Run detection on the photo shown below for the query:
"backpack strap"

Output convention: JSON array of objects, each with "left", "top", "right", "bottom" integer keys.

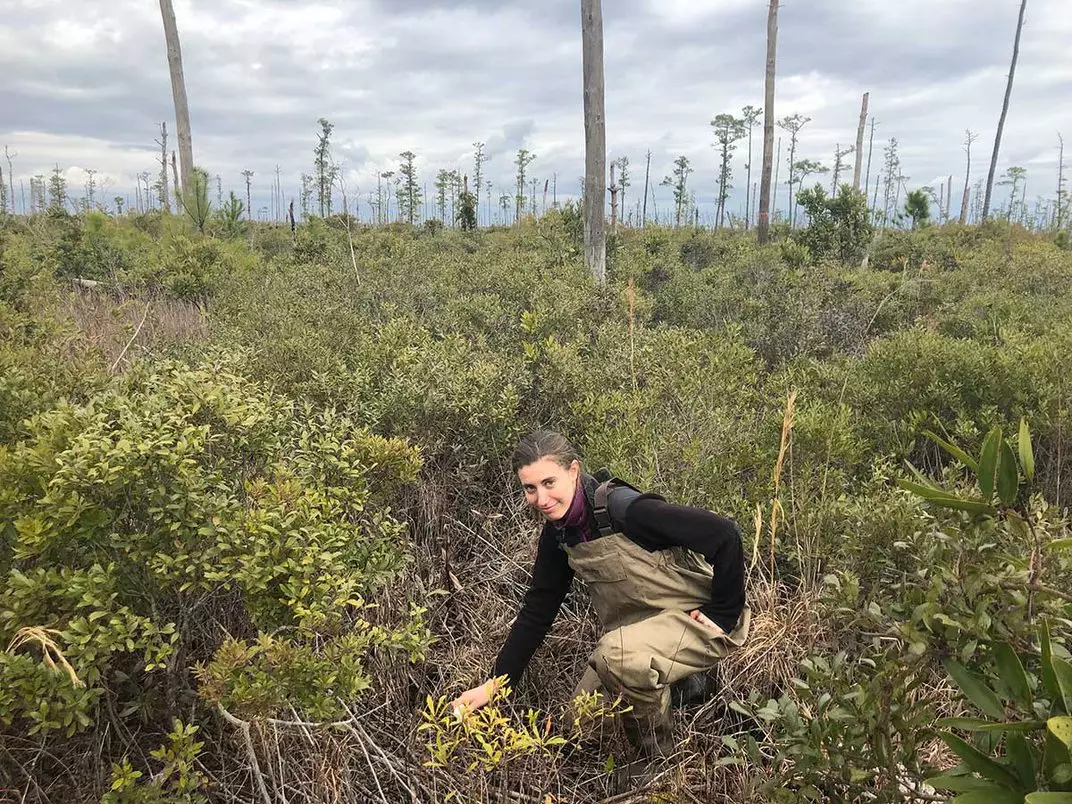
[
  {"left": 593, "top": 479, "right": 615, "bottom": 538},
  {"left": 592, "top": 474, "right": 644, "bottom": 539}
]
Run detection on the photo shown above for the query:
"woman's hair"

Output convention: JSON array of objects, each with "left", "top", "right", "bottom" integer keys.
[{"left": 511, "top": 430, "right": 580, "bottom": 473}]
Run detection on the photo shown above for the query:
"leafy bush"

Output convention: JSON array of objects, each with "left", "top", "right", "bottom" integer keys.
[
  {"left": 3, "top": 213, "right": 1072, "bottom": 802},
  {"left": 0, "top": 356, "right": 429, "bottom": 735},
  {"left": 794, "top": 184, "right": 874, "bottom": 265},
  {"left": 102, "top": 719, "right": 207, "bottom": 804}
]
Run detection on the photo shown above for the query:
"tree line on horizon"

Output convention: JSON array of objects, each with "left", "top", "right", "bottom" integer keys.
[{"left": 3, "top": 1, "right": 1064, "bottom": 243}]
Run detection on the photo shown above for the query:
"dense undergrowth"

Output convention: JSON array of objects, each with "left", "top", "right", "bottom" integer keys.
[{"left": 1, "top": 206, "right": 1071, "bottom": 803}]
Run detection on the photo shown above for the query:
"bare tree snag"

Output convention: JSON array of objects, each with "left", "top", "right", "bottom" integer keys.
[
  {"left": 853, "top": 92, "right": 869, "bottom": 191},
  {"left": 757, "top": 0, "right": 779, "bottom": 245},
  {"left": 961, "top": 130, "right": 978, "bottom": 225},
  {"left": 581, "top": 0, "right": 607, "bottom": 282},
  {"left": 4, "top": 147, "right": 17, "bottom": 214},
  {"left": 642, "top": 149, "right": 651, "bottom": 227},
  {"left": 983, "top": 0, "right": 1028, "bottom": 222},
  {"left": 159, "top": 0, "right": 194, "bottom": 199},
  {"left": 156, "top": 122, "right": 170, "bottom": 213},
  {"left": 865, "top": 117, "right": 876, "bottom": 193},
  {"left": 171, "top": 151, "right": 182, "bottom": 212},
  {"left": 243, "top": 170, "right": 254, "bottom": 221},
  {"left": 609, "top": 161, "right": 619, "bottom": 230},
  {"left": 1057, "top": 133, "right": 1067, "bottom": 230}
]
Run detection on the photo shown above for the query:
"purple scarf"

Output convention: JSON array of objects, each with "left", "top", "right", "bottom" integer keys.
[{"left": 553, "top": 478, "right": 593, "bottom": 542}]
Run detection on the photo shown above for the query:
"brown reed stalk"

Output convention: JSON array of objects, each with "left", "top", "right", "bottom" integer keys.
[
  {"left": 770, "top": 390, "right": 797, "bottom": 588},
  {"left": 627, "top": 278, "right": 637, "bottom": 391}
]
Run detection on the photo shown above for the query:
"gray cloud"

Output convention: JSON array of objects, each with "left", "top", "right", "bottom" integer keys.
[{"left": 2, "top": 0, "right": 1069, "bottom": 222}]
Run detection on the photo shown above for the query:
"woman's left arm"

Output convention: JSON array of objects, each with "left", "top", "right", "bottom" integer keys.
[{"left": 622, "top": 496, "right": 746, "bottom": 633}]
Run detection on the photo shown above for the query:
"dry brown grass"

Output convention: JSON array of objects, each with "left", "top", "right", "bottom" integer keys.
[
  {"left": 6, "top": 628, "right": 83, "bottom": 689},
  {"left": 56, "top": 286, "right": 208, "bottom": 370},
  {"left": 719, "top": 580, "right": 831, "bottom": 704}
]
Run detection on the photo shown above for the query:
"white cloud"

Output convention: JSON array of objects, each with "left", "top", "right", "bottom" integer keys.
[{"left": 2, "top": 0, "right": 1068, "bottom": 221}]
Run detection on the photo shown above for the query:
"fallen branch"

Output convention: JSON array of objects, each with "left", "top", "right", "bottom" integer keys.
[{"left": 217, "top": 704, "right": 273, "bottom": 804}]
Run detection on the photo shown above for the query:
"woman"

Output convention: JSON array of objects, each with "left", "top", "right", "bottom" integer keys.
[{"left": 452, "top": 430, "right": 750, "bottom": 757}]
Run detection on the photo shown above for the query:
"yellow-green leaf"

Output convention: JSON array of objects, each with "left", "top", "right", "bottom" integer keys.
[
  {"left": 1051, "top": 717, "right": 1072, "bottom": 752},
  {"left": 1019, "top": 419, "right": 1035, "bottom": 482}
]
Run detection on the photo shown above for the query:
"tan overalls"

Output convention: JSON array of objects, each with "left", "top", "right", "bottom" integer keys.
[{"left": 565, "top": 529, "right": 751, "bottom": 737}]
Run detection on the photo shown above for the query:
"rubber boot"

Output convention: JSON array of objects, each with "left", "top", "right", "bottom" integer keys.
[
  {"left": 621, "top": 705, "right": 675, "bottom": 758},
  {"left": 670, "top": 668, "right": 721, "bottom": 708},
  {"left": 611, "top": 707, "right": 674, "bottom": 793}
]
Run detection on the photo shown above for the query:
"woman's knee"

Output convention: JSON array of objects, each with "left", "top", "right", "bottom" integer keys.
[{"left": 592, "top": 639, "right": 655, "bottom": 691}]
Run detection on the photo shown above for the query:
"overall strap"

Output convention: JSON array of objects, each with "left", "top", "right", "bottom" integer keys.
[
  {"left": 592, "top": 474, "right": 643, "bottom": 539},
  {"left": 593, "top": 479, "right": 615, "bottom": 538}
]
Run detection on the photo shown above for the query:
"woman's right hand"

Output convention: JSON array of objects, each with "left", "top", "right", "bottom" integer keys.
[{"left": 450, "top": 678, "right": 500, "bottom": 716}]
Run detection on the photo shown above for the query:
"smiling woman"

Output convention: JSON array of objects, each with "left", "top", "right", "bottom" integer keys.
[{"left": 451, "top": 429, "right": 750, "bottom": 759}]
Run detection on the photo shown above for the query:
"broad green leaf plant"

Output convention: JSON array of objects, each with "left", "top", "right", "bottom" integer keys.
[{"left": 899, "top": 421, "right": 1072, "bottom": 801}]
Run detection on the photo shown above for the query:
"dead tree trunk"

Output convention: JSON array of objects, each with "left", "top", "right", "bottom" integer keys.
[
  {"left": 641, "top": 150, "right": 651, "bottom": 227},
  {"left": 5, "top": 147, "right": 17, "bottom": 215},
  {"left": 865, "top": 118, "right": 876, "bottom": 194},
  {"left": 853, "top": 92, "right": 869, "bottom": 191},
  {"left": 960, "top": 130, "right": 978, "bottom": 224},
  {"left": 243, "top": 170, "right": 254, "bottom": 221},
  {"left": 982, "top": 0, "right": 1028, "bottom": 221},
  {"left": 1057, "top": 134, "right": 1067, "bottom": 230},
  {"left": 159, "top": 0, "right": 194, "bottom": 199},
  {"left": 171, "top": 152, "right": 182, "bottom": 212},
  {"left": 757, "top": 0, "right": 779, "bottom": 245},
  {"left": 581, "top": 0, "right": 607, "bottom": 282},
  {"left": 609, "top": 162, "right": 619, "bottom": 230},
  {"left": 156, "top": 122, "right": 171, "bottom": 213}
]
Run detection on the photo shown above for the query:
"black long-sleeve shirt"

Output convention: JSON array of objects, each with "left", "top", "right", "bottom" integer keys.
[{"left": 491, "top": 477, "right": 746, "bottom": 687}]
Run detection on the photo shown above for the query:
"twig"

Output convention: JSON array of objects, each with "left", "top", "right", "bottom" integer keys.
[
  {"left": 342, "top": 703, "right": 422, "bottom": 802},
  {"left": 1025, "top": 511, "right": 1042, "bottom": 620},
  {"left": 0, "top": 744, "right": 42, "bottom": 804},
  {"left": 1040, "top": 583, "right": 1072, "bottom": 604},
  {"left": 597, "top": 767, "right": 673, "bottom": 803},
  {"left": 217, "top": 704, "right": 273, "bottom": 804},
  {"left": 861, "top": 274, "right": 920, "bottom": 343},
  {"left": 110, "top": 301, "right": 150, "bottom": 372},
  {"left": 349, "top": 723, "right": 389, "bottom": 804}
]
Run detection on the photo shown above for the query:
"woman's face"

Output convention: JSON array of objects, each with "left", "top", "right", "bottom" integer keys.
[{"left": 517, "top": 458, "right": 580, "bottom": 522}]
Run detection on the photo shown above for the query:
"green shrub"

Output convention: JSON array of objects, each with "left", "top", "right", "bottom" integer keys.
[
  {"left": 0, "top": 356, "right": 429, "bottom": 734},
  {"left": 794, "top": 184, "right": 874, "bottom": 265},
  {"left": 543, "top": 323, "right": 766, "bottom": 513}
]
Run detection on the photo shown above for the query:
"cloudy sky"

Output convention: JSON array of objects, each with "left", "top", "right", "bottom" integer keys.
[{"left": 3, "top": 0, "right": 1070, "bottom": 222}]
